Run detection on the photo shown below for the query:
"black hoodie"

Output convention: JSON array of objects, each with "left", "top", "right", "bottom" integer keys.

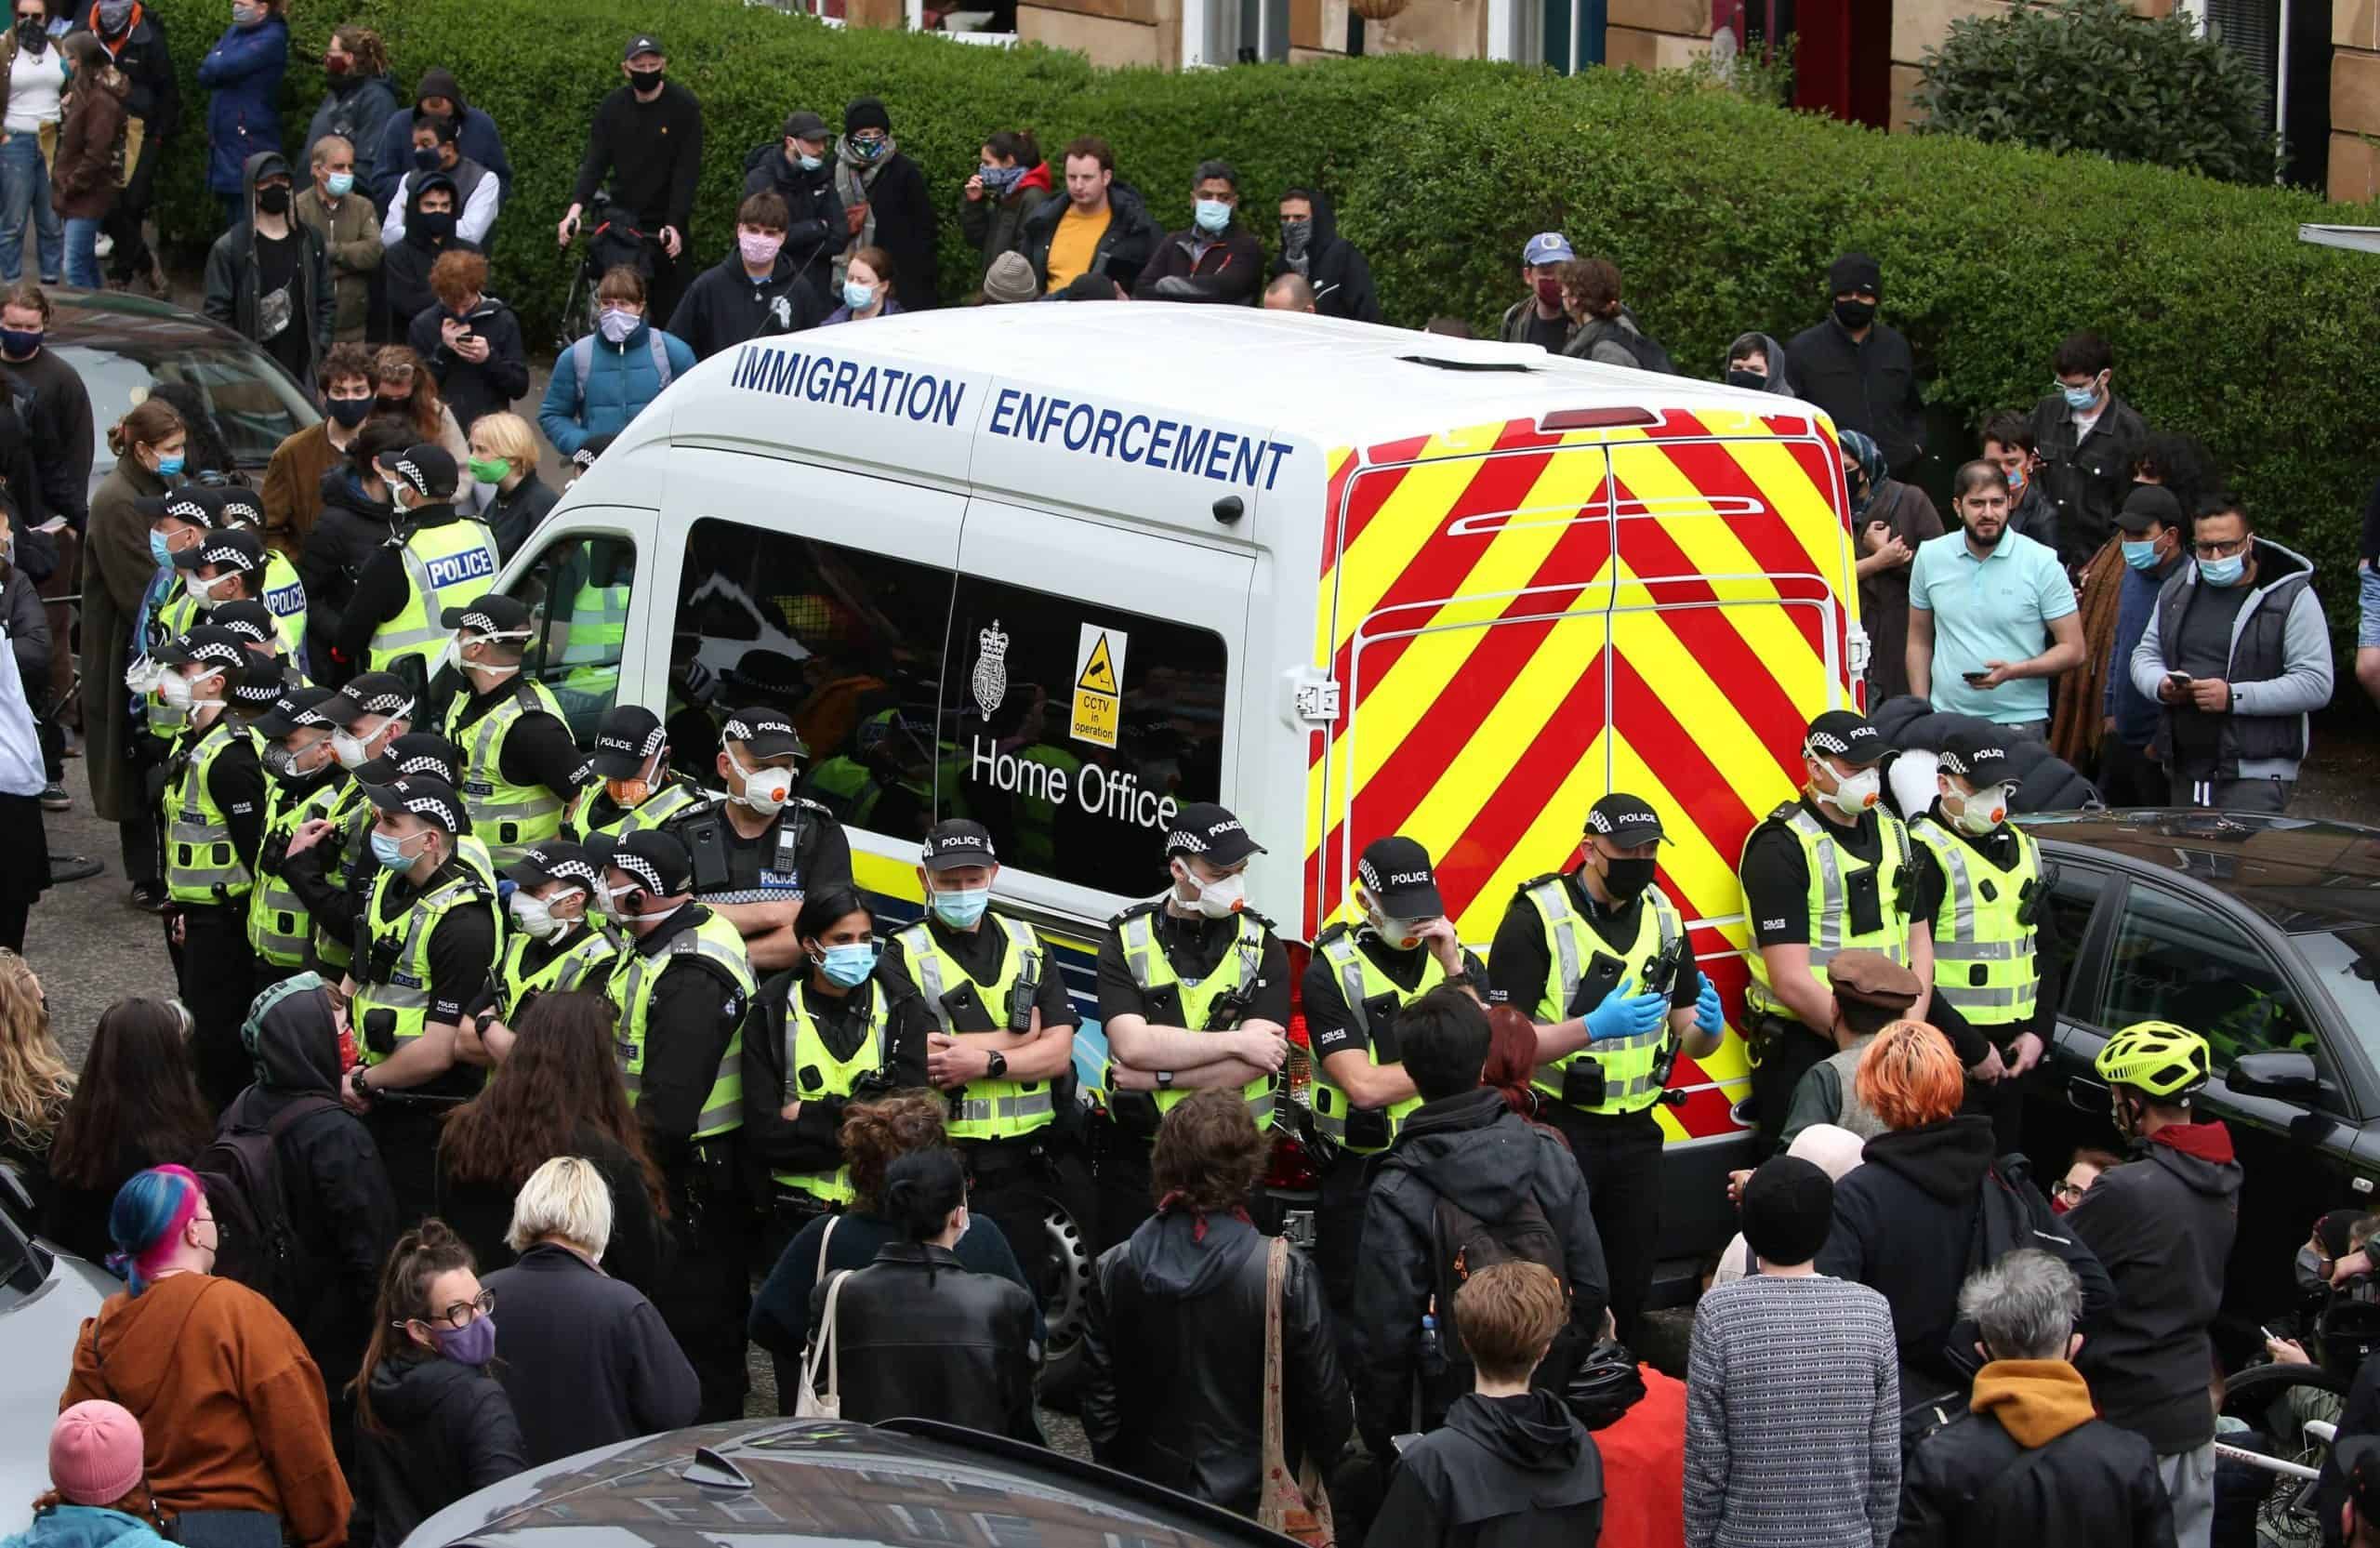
[
  {"left": 1378, "top": 1391, "right": 1605, "bottom": 1548},
  {"left": 297, "top": 465, "right": 395, "bottom": 671},
  {"left": 1271, "top": 188, "right": 1381, "bottom": 324},
  {"left": 380, "top": 171, "right": 475, "bottom": 341},
  {"left": 218, "top": 978, "right": 399, "bottom": 1395},
  {"left": 668, "top": 245, "right": 828, "bottom": 362},
  {"left": 358, "top": 1354, "right": 526, "bottom": 1548},
  {"left": 201, "top": 150, "right": 334, "bottom": 397},
  {"left": 740, "top": 140, "right": 844, "bottom": 311},
  {"left": 406, "top": 293, "right": 529, "bottom": 434}
]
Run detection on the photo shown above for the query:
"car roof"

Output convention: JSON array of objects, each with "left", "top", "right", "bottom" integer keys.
[
  {"left": 2022, "top": 809, "right": 2380, "bottom": 934},
  {"left": 46, "top": 286, "right": 262, "bottom": 355},
  {"left": 406, "top": 1417, "right": 1294, "bottom": 1548}
]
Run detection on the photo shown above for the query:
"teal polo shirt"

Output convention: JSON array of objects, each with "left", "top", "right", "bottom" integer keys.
[{"left": 1906, "top": 526, "right": 2077, "bottom": 724}]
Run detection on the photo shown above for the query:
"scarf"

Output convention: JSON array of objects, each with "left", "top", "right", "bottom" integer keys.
[
  {"left": 1156, "top": 1189, "right": 1250, "bottom": 1243},
  {"left": 831, "top": 136, "right": 892, "bottom": 285},
  {"left": 1840, "top": 428, "right": 1888, "bottom": 520}
]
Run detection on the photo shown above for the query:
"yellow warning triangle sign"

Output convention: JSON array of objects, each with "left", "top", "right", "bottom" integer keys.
[{"left": 1078, "top": 632, "right": 1119, "bottom": 695}]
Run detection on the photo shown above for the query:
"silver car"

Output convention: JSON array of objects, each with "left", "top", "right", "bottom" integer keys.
[{"left": 0, "top": 1170, "right": 119, "bottom": 1509}]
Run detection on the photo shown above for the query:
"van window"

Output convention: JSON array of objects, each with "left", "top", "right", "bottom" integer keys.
[
  {"left": 943, "top": 576, "right": 1225, "bottom": 896},
  {"left": 508, "top": 534, "right": 636, "bottom": 746},
  {"left": 671, "top": 517, "right": 954, "bottom": 836}
]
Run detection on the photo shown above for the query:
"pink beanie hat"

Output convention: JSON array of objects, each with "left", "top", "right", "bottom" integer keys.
[{"left": 50, "top": 1400, "right": 145, "bottom": 1507}]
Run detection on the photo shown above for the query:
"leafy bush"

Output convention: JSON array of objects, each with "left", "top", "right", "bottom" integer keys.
[
  {"left": 139, "top": 0, "right": 2380, "bottom": 651},
  {"left": 1912, "top": 0, "right": 2279, "bottom": 185}
]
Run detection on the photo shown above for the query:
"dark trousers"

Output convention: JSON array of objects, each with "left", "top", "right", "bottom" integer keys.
[
  {"left": 647, "top": 245, "right": 688, "bottom": 333},
  {"left": 1540, "top": 1104, "right": 1662, "bottom": 1344},
  {"left": 761, "top": 1191, "right": 830, "bottom": 1416},
  {"left": 1749, "top": 1017, "right": 1835, "bottom": 1156},
  {"left": 2097, "top": 735, "right": 2170, "bottom": 807},
  {"left": 1091, "top": 1112, "right": 1156, "bottom": 1257},
  {"left": 0, "top": 898, "right": 25, "bottom": 953},
  {"left": 962, "top": 1134, "right": 1060, "bottom": 1297},
  {"left": 654, "top": 1166, "right": 750, "bottom": 1422},
  {"left": 178, "top": 903, "right": 258, "bottom": 1114},
  {"left": 365, "top": 1102, "right": 447, "bottom": 1228},
  {"left": 102, "top": 139, "right": 160, "bottom": 283},
  {"left": 1314, "top": 1146, "right": 1372, "bottom": 1372},
  {"left": 118, "top": 809, "right": 158, "bottom": 890}
]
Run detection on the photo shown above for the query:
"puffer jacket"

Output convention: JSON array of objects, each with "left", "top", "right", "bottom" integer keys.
[
  {"left": 1081, "top": 1210, "right": 1348, "bottom": 1515},
  {"left": 357, "top": 1355, "right": 526, "bottom": 1548},
  {"left": 1354, "top": 1086, "right": 1608, "bottom": 1456},
  {"left": 0, "top": 1505, "right": 169, "bottom": 1548},
  {"left": 811, "top": 1241, "right": 1038, "bottom": 1442},
  {"left": 195, "top": 11, "right": 284, "bottom": 196},
  {"left": 536, "top": 318, "right": 695, "bottom": 457},
  {"left": 958, "top": 161, "right": 1052, "bottom": 284}
]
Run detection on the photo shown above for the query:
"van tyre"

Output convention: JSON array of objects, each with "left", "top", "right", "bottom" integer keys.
[{"left": 1033, "top": 1165, "right": 1096, "bottom": 1415}]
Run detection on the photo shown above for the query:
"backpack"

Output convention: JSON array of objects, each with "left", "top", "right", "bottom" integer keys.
[
  {"left": 192, "top": 1095, "right": 340, "bottom": 1314},
  {"left": 1606, "top": 324, "right": 1677, "bottom": 376},
  {"left": 569, "top": 330, "right": 673, "bottom": 415},
  {"left": 1419, "top": 1189, "right": 1572, "bottom": 1422}
]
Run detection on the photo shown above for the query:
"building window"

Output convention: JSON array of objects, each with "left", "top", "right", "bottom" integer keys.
[{"left": 508, "top": 533, "right": 636, "bottom": 747}]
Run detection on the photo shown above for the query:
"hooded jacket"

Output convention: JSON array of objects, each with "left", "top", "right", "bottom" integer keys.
[
  {"left": 1561, "top": 303, "right": 1666, "bottom": 370},
  {"left": 2065, "top": 1123, "right": 2241, "bottom": 1454},
  {"left": 1378, "top": 1391, "right": 1606, "bottom": 1548},
  {"left": 50, "top": 60, "right": 128, "bottom": 222},
  {"left": 1132, "top": 214, "right": 1264, "bottom": 305},
  {"left": 959, "top": 161, "right": 1054, "bottom": 285},
  {"left": 62, "top": 1275, "right": 350, "bottom": 1548},
  {"left": 1354, "top": 1086, "right": 1609, "bottom": 1455},
  {"left": 301, "top": 66, "right": 399, "bottom": 196},
  {"left": 1894, "top": 1359, "right": 2175, "bottom": 1548},
  {"left": 1816, "top": 1115, "right": 2113, "bottom": 1394},
  {"left": 366, "top": 69, "right": 512, "bottom": 212},
  {"left": 201, "top": 151, "right": 333, "bottom": 397},
  {"left": 378, "top": 170, "right": 470, "bottom": 340},
  {"left": 296, "top": 462, "right": 392, "bottom": 667},
  {"left": 356, "top": 1354, "right": 526, "bottom": 1548},
  {"left": 1723, "top": 332, "right": 1797, "bottom": 396},
  {"left": 1787, "top": 309, "right": 1925, "bottom": 476},
  {"left": 0, "top": 1506, "right": 168, "bottom": 1548},
  {"left": 741, "top": 139, "right": 845, "bottom": 311},
  {"left": 406, "top": 293, "right": 528, "bottom": 433},
  {"left": 1080, "top": 1210, "right": 1348, "bottom": 1515},
  {"left": 831, "top": 135, "right": 936, "bottom": 311},
  {"left": 2127, "top": 537, "right": 2333, "bottom": 783},
  {"left": 218, "top": 981, "right": 398, "bottom": 1396},
  {"left": 1270, "top": 188, "right": 1379, "bottom": 324},
  {"left": 536, "top": 315, "right": 695, "bottom": 457},
  {"left": 195, "top": 11, "right": 284, "bottom": 195},
  {"left": 1021, "top": 180, "right": 1160, "bottom": 295},
  {"left": 668, "top": 245, "right": 827, "bottom": 362},
  {"left": 812, "top": 1241, "right": 1040, "bottom": 1442},
  {"left": 68, "top": 3, "right": 177, "bottom": 142}
]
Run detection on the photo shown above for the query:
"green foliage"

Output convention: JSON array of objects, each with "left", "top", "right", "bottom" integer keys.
[
  {"left": 138, "top": 0, "right": 2380, "bottom": 651},
  {"left": 1912, "top": 0, "right": 2279, "bottom": 186}
]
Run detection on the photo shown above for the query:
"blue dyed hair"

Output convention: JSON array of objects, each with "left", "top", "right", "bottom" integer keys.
[{"left": 106, "top": 1166, "right": 202, "bottom": 1295}]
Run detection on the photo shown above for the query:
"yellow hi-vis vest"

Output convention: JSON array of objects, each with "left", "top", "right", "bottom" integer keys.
[
  {"left": 248, "top": 774, "right": 343, "bottom": 967},
  {"left": 350, "top": 865, "right": 492, "bottom": 1065},
  {"left": 366, "top": 516, "right": 499, "bottom": 679},
  {"left": 309, "top": 778, "right": 373, "bottom": 975},
  {"left": 897, "top": 913, "right": 1056, "bottom": 1143},
  {"left": 259, "top": 551, "right": 308, "bottom": 660},
  {"left": 1106, "top": 904, "right": 1276, "bottom": 1127},
  {"left": 1518, "top": 874, "right": 1683, "bottom": 1115},
  {"left": 608, "top": 909, "right": 756, "bottom": 1141},
  {"left": 495, "top": 923, "right": 621, "bottom": 1025},
  {"left": 1741, "top": 800, "right": 1912, "bottom": 1024},
  {"left": 442, "top": 677, "right": 570, "bottom": 862},
  {"left": 770, "top": 979, "right": 892, "bottom": 1203},
  {"left": 1308, "top": 925, "right": 1436, "bottom": 1156},
  {"left": 1911, "top": 816, "right": 2042, "bottom": 1030},
  {"left": 162, "top": 719, "right": 257, "bottom": 905},
  {"left": 563, "top": 775, "right": 701, "bottom": 845}
]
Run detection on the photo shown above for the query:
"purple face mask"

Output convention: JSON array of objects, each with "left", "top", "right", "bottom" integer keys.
[{"left": 431, "top": 1313, "right": 497, "bottom": 1367}]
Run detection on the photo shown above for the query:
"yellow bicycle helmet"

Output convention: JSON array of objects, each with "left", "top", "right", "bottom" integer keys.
[{"left": 2095, "top": 1020, "right": 2213, "bottom": 1100}]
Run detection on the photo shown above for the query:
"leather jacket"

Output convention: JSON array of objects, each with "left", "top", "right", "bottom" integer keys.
[
  {"left": 1081, "top": 1211, "right": 1349, "bottom": 1515},
  {"left": 811, "top": 1241, "right": 1039, "bottom": 1441}
]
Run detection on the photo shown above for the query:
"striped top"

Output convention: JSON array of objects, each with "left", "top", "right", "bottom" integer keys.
[{"left": 1684, "top": 1273, "right": 1901, "bottom": 1548}]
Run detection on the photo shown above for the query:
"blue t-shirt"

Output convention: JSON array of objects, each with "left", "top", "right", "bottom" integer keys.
[{"left": 1907, "top": 527, "right": 2077, "bottom": 724}]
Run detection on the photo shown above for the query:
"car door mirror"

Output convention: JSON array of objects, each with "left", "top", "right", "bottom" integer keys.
[{"left": 2229, "top": 1050, "right": 2323, "bottom": 1106}]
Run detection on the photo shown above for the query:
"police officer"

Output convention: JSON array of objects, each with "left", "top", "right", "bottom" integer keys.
[
  {"left": 1908, "top": 727, "right": 2057, "bottom": 1153},
  {"left": 150, "top": 625, "right": 272, "bottom": 1110},
  {"left": 209, "top": 601, "right": 309, "bottom": 690},
  {"left": 247, "top": 685, "right": 349, "bottom": 987},
  {"left": 460, "top": 840, "right": 621, "bottom": 1067},
  {"left": 331, "top": 443, "right": 500, "bottom": 691},
  {"left": 878, "top": 818, "right": 1080, "bottom": 1296},
  {"left": 1488, "top": 792, "right": 1726, "bottom": 1343},
  {"left": 594, "top": 827, "right": 759, "bottom": 1423},
  {"left": 206, "top": 485, "right": 310, "bottom": 665},
  {"left": 1302, "top": 836, "right": 1485, "bottom": 1331},
  {"left": 436, "top": 596, "right": 587, "bottom": 865},
  {"left": 338, "top": 773, "right": 496, "bottom": 1224},
  {"left": 171, "top": 524, "right": 271, "bottom": 623},
  {"left": 1738, "top": 708, "right": 1928, "bottom": 1152},
  {"left": 352, "top": 734, "right": 500, "bottom": 889},
  {"left": 662, "top": 707, "right": 853, "bottom": 973},
  {"left": 133, "top": 490, "right": 217, "bottom": 655},
  {"left": 1775, "top": 950, "right": 1924, "bottom": 1145},
  {"left": 1092, "top": 801, "right": 1289, "bottom": 1254},
  {"left": 563, "top": 703, "right": 702, "bottom": 842},
  {"left": 278, "top": 671, "right": 413, "bottom": 982}
]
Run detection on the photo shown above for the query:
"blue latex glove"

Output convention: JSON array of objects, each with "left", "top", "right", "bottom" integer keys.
[
  {"left": 1694, "top": 975, "right": 1725, "bottom": 1036},
  {"left": 1584, "top": 978, "right": 1668, "bottom": 1043}
]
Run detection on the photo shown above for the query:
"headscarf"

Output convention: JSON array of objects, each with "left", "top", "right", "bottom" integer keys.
[
  {"left": 1723, "top": 331, "right": 1797, "bottom": 397},
  {"left": 1712, "top": 1124, "right": 1866, "bottom": 1286},
  {"left": 1839, "top": 428, "right": 1888, "bottom": 520}
]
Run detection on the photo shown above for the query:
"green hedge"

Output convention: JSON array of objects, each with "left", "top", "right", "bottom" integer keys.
[{"left": 142, "top": 0, "right": 2380, "bottom": 646}]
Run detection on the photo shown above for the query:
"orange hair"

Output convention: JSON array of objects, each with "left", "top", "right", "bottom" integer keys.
[{"left": 1853, "top": 1020, "right": 1964, "bottom": 1131}]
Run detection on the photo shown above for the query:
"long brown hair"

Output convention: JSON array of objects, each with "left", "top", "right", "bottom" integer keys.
[
  {"left": 0, "top": 951, "right": 72, "bottom": 1157},
  {"left": 349, "top": 1221, "right": 477, "bottom": 1435},
  {"left": 50, "top": 999, "right": 210, "bottom": 1190},
  {"left": 371, "top": 345, "right": 446, "bottom": 443},
  {"left": 1481, "top": 1006, "right": 1569, "bottom": 1149},
  {"left": 438, "top": 992, "right": 666, "bottom": 1217},
  {"left": 329, "top": 23, "right": 388, "bottom": 77}
]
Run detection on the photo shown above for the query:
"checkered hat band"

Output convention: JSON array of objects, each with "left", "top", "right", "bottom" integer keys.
[{"left": 616, "top": 853, "right": 667, "bottom": 893}]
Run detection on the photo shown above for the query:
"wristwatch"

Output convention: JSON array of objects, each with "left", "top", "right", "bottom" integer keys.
[
  {"left": 1157, "top": 1069, "right": 1175, "bottom": 1091},
  {"left": 348, "top": 1065, "right": 374, "bottom": 1105},
  {"left": 985, "top": 1049, "right": 1009, "bottom": 1079}
]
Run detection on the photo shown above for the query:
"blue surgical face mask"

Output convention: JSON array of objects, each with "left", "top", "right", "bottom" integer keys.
[
  {"left": 148, "top": 529, "right": 172, "bottom": 567},
  {"left": 1194, "top": 198, "right": 1232, "bottom": 234},
  {"left": 930, "top": 885, "right": 990, "bottom": 929},
  {"left": 325, "top": 172, "right": 354, "bottom": 198},
  {"left": 797, "top": 152, "right": 823, "bottom": 171},
  {"left": 818, "top": 941, "right": 878, "bottom": 988},
  {"left": 2199, "top": 552, "right": 2245, "bottom": 588},
  {"left": 2122, "top": 537, "right": 2162, "bottom": 571},
  {"left": 2062, "top": 382, "right": 2099, "bottom": 412},
  {"left": 155, "top": 454, "right": 185, "bottom": 478},
  {"left": 842, "top": 280, "right": 875, "bottom": 311},
  {"left": 371, "top": 829, "right": 422, "bottom": 871}
]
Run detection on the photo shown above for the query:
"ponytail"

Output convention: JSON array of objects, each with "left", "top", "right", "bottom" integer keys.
[
  {"left": 350, "top": 1220, "right": 477, "bottom": 1435},
  {"left": 880, "top": 1148, "right": 965, "bottom": 1243},
  {"left": 106, "top": 400, "right": 181, "bottom": 461}
]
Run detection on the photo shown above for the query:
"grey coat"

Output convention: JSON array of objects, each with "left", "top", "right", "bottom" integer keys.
[{"left": 2127, "top": 537, "right": 2333, "bottom": 783}]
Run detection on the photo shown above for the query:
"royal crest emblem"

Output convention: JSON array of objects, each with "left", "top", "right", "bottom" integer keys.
[{"left": 972, "top": 618, "right": 1009, "bottom": 719}]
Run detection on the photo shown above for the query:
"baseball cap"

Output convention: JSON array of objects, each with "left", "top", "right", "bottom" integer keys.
[
  {"left": 377, "top": 443, "right": 458, "bottom": 501},
  {"left": 206, "top": 599, "right": 278, "bottom": 647},
  {"left": 49, "top": 1401, "right": 144, "bottom": 1508},
  {"left": 1586, "top": 792, "right": 1665, "bottom": 848},
  {"left": 1805, "top": 708, "right": 1886, "bottom": 767},
  {"left": 590, "top": 703, "right": 666, "bottom": 779},
  {"left": 1165, "top": 801, "right": 1263, "bottom": 867},
  {"left": 254, "top": 684, "right": 340, "bottom": 737},
  {"left": 1522, "top": 232, "right": 1574, "bottom": 267},
  {"left": 355, "top": 731, "right": 464, "bottom": 789},
  {"left": 1355, "top": 835, "right": 1443, "bottom": 919},
  {"left": 591, "top": 827, "right": 694, "bottom": 896},
  {"left": 173, "top": 525, "right": 266, "bottom": 576},
  {"left": 366, "top": 774, "right": 467, "bottom": 835},
  {"left": 721, "top": 706, "right": 805, "bottom": 761},
  {"left": 1825, "top": 949, "right": 1923, "bottom": 1026},
  {"left": 153, "top": 624, "right": 246, "bottom": 671},
  {"left": 1937, "top": 725, "right": 2012, "bottom": 785},
  {"left": 504, "top": 839, "right": 604, "bottom": 893},
  {"left": 623, "top": 32, "right": 663, "bottom": 60},
  {"left": 316, "top": 671, "right": 414, "bottom": 728},
  {"left": 920, "top": 818, "right": 998, "bottom": 872},
  {"left": 134, "top": 488, "right": 221, "bottom": 528},
  {"left": 439, "top": 592, "right": 533, "bottom": 638},
  {"left": 783, "top": 109, "right": 828, "bottom": 142},
  {"left": 2115, "top": 483, "right": 2183, "bottom": 536}
]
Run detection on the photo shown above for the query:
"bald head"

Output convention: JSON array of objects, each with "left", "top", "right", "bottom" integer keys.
[{"left": 1263, "top": 272, "right": 1316, "bottom": 313}]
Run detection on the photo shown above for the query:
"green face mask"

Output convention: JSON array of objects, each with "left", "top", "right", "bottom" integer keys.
[{"left": 467, "top": 456, "right": 509, "bottom": 484}]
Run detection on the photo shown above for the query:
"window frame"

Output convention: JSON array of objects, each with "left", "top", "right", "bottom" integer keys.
[{"left": 496, "top": 509, "right": 658, "bottom": 750}]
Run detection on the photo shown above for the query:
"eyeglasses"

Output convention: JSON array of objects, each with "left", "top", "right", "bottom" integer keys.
[
  {"left": 2193, "top": 536, "right": 2249, "bottom": 559},
  {"left": 2051, "top": 1180, "right": 2086, "bottom": 1201},
  {"left": 410, "top": 1289, "right": 495, "bottom": 1330}
]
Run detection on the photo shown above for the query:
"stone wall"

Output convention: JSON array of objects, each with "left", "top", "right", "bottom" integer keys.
[{"left": 2334, "top": 0, "right": 2380, "bottom": 199}]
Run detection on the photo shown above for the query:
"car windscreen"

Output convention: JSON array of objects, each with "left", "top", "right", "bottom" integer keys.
[{"left": 59, "top": 340, "right": 318, "bottom": 473}]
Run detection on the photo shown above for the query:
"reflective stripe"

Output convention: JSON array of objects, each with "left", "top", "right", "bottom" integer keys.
[
  {"left": 497, "top": 927, "right": 621, "bottom": 1023},
  {"left": 1911, "top": 818, "right": 2042, "bottom": 1030},
  {"left": 1938, "top": 983, "right": 2034, "bottom": 1011},
  {"left": 1307, "top": 932, "right": 1435, "bottom": 1153},
  {"left": 163, "top": 721, "right": 257, "bottom": 903},
  {"left": 1520, "top": 877, "right": 1681, "bottom": 1114},
  {"left": 567, "top": 778, "right": 700, "bottom": 843},
  {"left": 352, "top": 870, "right": 488, "bottom": 1065},
  {"left": 556, "top": 582, "right": 628, "bottom": 665},
  {"left": 610, "top": 912, "right": 755, "bottom": 1139},
  {"left": 368, "top": 519, "right": 500, "bottom": 672},
  {"left": 895, "top": 914, "right": 1053, "bottom": 1141},
  {"left": 249, "top": 776, "right": 341, "bottom": 966},
  {"left": 952, "top": 1090, "right": 1055, "bottom": 1124},
  {"left": 771, "top": 980, "right": 889, "bottom": 1198},
  {"left": 445, "top": 678, "right": 568, "bottom": 861},
  {"left": 1113, "top": 908, "right": 1275, "bottom": 1122},
  {"left": 1932, "top": 937, "right": 2035, "bottom": 962},
  {"left": 1741, "top": 803, "right": 1912, "bottom": 1021}
]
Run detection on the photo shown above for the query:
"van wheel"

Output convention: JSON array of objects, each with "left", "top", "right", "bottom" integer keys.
[{"left": 1035, "top": 1194, "right": 1094, "bottom": 1412}]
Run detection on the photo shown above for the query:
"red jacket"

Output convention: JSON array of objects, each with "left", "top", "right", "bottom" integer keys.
[{"left": 1593, "top": 1364, "right": 1686, "bottom": 1548}]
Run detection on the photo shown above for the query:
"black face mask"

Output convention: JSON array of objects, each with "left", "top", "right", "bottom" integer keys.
[
  {"left": 1725, "top": 368, "right": 1766, "bottom": 390},
  {"left": 15, "top": 20, "right": 45, "bottom": 52},
  {"left": 413, "top": 146, "right": 441, "bottom": 172},
  {"left": 414, "top": 208, "right": 456, "bottom": 244},
  {"left": 628, "top": 68, "right": 663, "bottom": 93},
  {"left": 1599, "top": 856, "right": 1656, "bottom": 900},
  {"left": 375, "top": 392, "right": 408, "bottom": 414},
  {"left": 255, "top": 184, "right": 290, "bottom": 216},
  {"left": 325, "top": 394, "right": 372, "bottom": 428},
  {"left": 1833, "top": 298, "right": 1876, "bottom": 331}
]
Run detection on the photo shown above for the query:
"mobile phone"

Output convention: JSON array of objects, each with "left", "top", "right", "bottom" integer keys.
[
  {"left": 1963, "top": 670, "right": 1991, "bottom": 686},
  {"left": 2167, "top": 670, "right": 2192, "bottom": 691},
  {"left": 2261, "top": 1324, "right": 2280, "bottom": 1341}
]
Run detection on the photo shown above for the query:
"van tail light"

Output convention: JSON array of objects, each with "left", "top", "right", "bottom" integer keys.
[
  {"left": 1263, "top": 940, "right": 1321, "bottom": 1192},
  {"left": 1539, "top": 406, "right": 1660, "bottom": 432}
]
